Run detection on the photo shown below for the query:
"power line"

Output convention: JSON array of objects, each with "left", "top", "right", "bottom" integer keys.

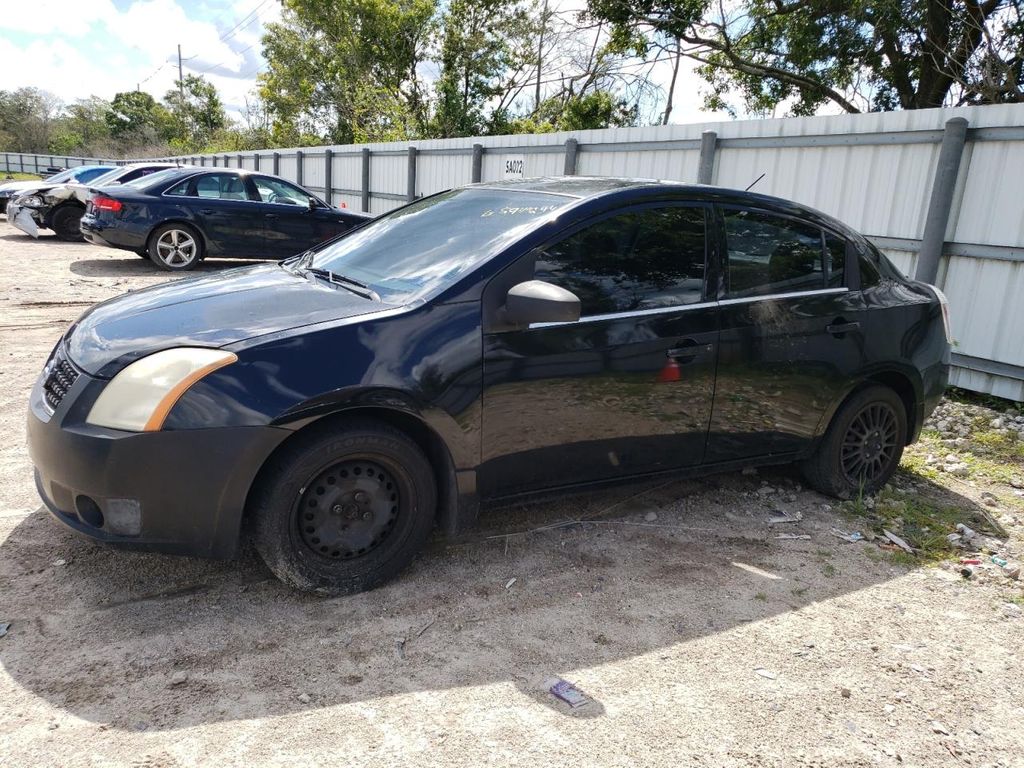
[{"left": 218, "top": 0, "right": 274, "bottom": 44}]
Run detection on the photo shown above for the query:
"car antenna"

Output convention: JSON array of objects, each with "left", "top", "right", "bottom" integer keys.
[{"left": 745, "top": 173, "right": 766, "bottom": 192}]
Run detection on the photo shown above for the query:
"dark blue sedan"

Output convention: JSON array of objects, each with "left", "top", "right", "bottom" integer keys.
[{"left": 80, "top": 168, "right": 371, "bottom": 270}]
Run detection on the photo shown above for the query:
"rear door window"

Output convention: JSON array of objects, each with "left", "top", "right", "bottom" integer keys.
[
  {"left": 723, "top": 209, "right": 825, "bottom": 298},
  {"left": 194, "top": 174, "right": 251, "bottom": 200},
  {"left": 253, "top": 176, "right": 315, "bottom": 207},
  {"left": 534, "top": 205, "right": 708, "bottom": 316}
]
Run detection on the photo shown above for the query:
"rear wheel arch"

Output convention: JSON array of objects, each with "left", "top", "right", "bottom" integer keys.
[
  {"left": 242, "top": 406, "right": 459, "bottom": 542},
  {"left": 863, "top": 370, "right": 920, "bottom": 444}
]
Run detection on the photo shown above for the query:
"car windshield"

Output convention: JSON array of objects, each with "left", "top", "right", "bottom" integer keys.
[
  {"left": 88, "top": 167, "right": 128, "bottom": 186},
  {"left": 122, "top": 168, "right": 187, "bottom": 189},
  {"left": 305, "top": 187, "right": 571, "bottom": 304}
]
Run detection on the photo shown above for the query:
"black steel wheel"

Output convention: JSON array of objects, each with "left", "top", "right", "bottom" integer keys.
[
  {"left": 251, "top": 420, "right": 436, "bottom": 595},
  {"left": 296, "top": 458, "right": 402, "bottom": 561},
  {"left": 51, "top": 205, "right": 85, "bottom": 242},
  {"left": 802, "top": 385, "right": 907, "bottom": 498}
]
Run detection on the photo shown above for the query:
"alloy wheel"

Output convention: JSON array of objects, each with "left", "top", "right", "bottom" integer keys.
[
  {"left": 155, "top": 229, "right": 198, "bottom": 267},
  {"left": 840, "top": 401, "right": 899, "bottom": 483}
]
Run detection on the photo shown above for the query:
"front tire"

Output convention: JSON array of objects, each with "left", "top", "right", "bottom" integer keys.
[
  {"left": 802, "top": 385, "right": 907, "bottom": 499},
  {"left": 148, "top": 223, "right": 203, "bottom": 270},
  {"left": 251, "top": 420, "right": 437, "bottom": 596},
  {"left": 51, "top": 205, "right": 85, "bottom": 242}
]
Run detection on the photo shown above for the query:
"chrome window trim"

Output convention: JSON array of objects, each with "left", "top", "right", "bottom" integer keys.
[
  {"left": 718, "top": 287, "right": 848, "bottom": 305},
  {"left": 527, "top": 287, "right": 849, "bottom": 329},
  {"left": 530, "top": 300, "right": 717, "bottom": 329}
]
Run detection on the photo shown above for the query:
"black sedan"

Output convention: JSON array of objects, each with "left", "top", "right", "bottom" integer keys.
[
  {"left": 80, "top": 168, "right": 371, "bottom": 270},
  {"left": 28, "top": 178, "right": 950, "bottom": 595}
]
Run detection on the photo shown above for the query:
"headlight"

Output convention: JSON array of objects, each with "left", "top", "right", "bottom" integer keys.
[
  {"left": 86, "top": 348, "right": 237, "bottom": 431},
  {"left": 19, "top": 195, "right": 44, "bottom": 208}
]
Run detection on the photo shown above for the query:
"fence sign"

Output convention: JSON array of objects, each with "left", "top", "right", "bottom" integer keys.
[{"left": 502, "top": 155, "right": 525, "bottom": 178}]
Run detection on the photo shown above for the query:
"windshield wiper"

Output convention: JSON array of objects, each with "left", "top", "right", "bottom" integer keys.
[{"left": 305, "top": 267, "right": 381, "bottom": 302}]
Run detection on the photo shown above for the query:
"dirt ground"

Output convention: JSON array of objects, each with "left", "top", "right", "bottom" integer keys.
[{"left": 0, "top": 224, "right": 1022, "bottom": 768}]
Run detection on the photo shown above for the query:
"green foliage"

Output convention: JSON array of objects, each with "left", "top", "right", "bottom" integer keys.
[
  {"left": 586, "top": 0, "right": 1024, "bottom": 115},
  {"left": 0, "top": 87, "right": 63, "bottom": 153},
  {"left": 259, "top": 0, "right": 438, "bottom": 143},
  {"left": 164, "top": 75, "right": 227, "bottom": 152},
  {"left": 106, "top": 90, "right": 173, "bottom": 145}
]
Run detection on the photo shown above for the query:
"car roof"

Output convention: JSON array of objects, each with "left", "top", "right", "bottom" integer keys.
[{"left": 478, "top": 176, "right": 863, "bottom": 242}]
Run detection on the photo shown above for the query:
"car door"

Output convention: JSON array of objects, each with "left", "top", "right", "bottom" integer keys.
[
  {"left": 479, "top": 202, "right": 719, "bottom": 498},
  {"left": 249, "top": 175, "right": 351, "bottom": 258},
  {"left": 178, "top": 173, "right": 265, "bottom": 257},
  {"left": 706, "top": 206, "right": 868, "bottom": 462}
]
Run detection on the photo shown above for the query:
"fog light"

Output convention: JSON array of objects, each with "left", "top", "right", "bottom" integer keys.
[{"left": 75, "top": 495, "right": 104, "bottom": 528}]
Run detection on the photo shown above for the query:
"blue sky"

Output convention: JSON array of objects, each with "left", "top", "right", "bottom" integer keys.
[{"left": 0, "top": 0, "right": 282, "bottom": 116}]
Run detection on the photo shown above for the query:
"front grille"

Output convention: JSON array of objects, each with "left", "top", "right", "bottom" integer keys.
[{"left": 43, "top": 350, "right": 79, "bottom": 411}]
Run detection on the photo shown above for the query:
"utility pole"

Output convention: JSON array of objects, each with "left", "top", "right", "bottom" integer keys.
[
  {"left": 535, "top": 0, "right": 547, "bottom": 112},
  {"left": 177, "top": 44, "right": 184, "bottom": 99}
]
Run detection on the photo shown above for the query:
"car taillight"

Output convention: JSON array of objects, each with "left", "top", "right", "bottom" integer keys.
[{"left": 93, "top": 196, "right": 123, "bottom": 213}]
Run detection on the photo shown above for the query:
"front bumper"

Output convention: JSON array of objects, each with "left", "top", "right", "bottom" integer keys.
[
  {"left": 27, "top": 353, "right": 290, "bottom": 558},
  {"left": 7, "top": 202, "right": 41, "bottom": 237}
]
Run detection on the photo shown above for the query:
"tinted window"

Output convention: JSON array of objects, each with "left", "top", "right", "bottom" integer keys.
[
  {"left": 859, "top": 253, "right": 881, "bottom": 288},
  {"left": 195, "top": 174, "right": 249, "bottom": 200},
  {"left": 309, "top": 187, "right": 570, "bottom": 304},
  {"left": 254, "top": 176, "right": 314, "bottom": 206},
  {"left": 75, "top": 167, "right": 114, "bottom": 183},
  {"left": 826, "top": 233, "right": 847, "bottom": 287},
  {"left": 724, "top": 209, "right": 824, "bottom": 297},
  {"left": 165, "top": 179, "right": 191, "bottom": 196},
  {"left": 534, "top": 206, "right": 706, "bottom": 315}
]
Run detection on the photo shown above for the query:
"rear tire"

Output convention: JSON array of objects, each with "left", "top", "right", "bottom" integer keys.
[
  {"left": 801, "top": 385, "right": 907, "bottom": 499},
  {"left": 51, "top": 205, "right": 85, "bottom": 242},
  {"left": 148, "top": 223, "right": 203, "bottom": 270},
  {"left": 251, "top": 420, "right": 437, "bottom": 596}
]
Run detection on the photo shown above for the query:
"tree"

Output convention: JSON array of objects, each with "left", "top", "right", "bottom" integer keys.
[
  {"left": 259, "top": 0, "right": 437, "bottom": 143},
  {"left": 106, "top": 91, "right": 173, "bottom": 144},
  {"left": 586, "top": 0, "right": 1024, "bottom": 115},
  {"left": 431, "top": 0, "right": 534, "bottom": 137},
  {"left": 0, "top": 88, "right": 63, "bottom": 153},
  {"left": 164, "top": 75, "right": 228, "bottom": 151},
  {"left": 48, "top": 97, "right": 112, "bottom": 155}
]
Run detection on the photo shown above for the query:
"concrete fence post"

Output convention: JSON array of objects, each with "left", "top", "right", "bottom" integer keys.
[
  {"left": 563, "top": 138, "right": 579, "bottom": 176},
  {"left": 471, "top": 143, "right": 483, "bottom": 183},
  {"left": 272, "top": 152, "right": 280, "bottom": 175},
  {"left": 361, "top": 148, "right": 371, "bottom": 213},
  {"left": 916, "top": 117, "right": 969, "bottom": 285},
  {"left": 295, "top": 150, "right": 304, "bottom": 187},
  {"left": 324, "top": 149, "right": 333, "bottom": 205},
  {"left": 407, "top": 146, "right": 418, "bottom": 202},
  {"left": 698, "top": 130, "right": 718, "bottom": 185},
  {"left": 253, "top": 152, "right": 260, "bottom": 171}
]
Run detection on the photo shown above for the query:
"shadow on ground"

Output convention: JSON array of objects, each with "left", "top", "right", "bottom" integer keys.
[{"left": 0, "top": 467, "right": 986, "bottom": 731}]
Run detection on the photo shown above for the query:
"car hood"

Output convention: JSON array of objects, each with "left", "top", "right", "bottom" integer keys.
[
  {"left": 66, "top": 263, "right": 392, "bottom": 377},
  {"left": 0, "top": 180, "right": 45, "bottom": 195}
]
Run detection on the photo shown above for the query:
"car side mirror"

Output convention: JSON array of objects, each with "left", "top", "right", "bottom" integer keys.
[
  {"left": 308, "top": 197, "right": 318, "bottom": 211},
  {"left": 505, "top": 280, "right": 581, "bottom": 326}
]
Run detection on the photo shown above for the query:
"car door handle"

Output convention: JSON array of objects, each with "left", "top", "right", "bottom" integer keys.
[
  {"left": 826, "top": 320, "right": 861, "bottom": 336},
  {"left": 199, "top": 209, "right": 214, "bottom": 215},
  {"left": 265, "top": 213, "right": 278, "bottom": 219},
  {"left": 667, "top": 342, "right": 714, "bottom": 360}
]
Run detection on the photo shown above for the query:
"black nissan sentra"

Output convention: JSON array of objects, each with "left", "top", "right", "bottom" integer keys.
[{"left": 28, "top": 178, "right": 951, "bottom": 594}]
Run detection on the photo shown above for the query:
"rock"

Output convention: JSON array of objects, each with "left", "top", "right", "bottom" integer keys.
[
  {"left": 1003, "top": 603, "right": 1022, "bottom": 619},
  {"left": 821, "top": 504, "right": 832, "bottom": 513},
  {"left": 169, "top": 671, "right": 188, "bottom": 687},
  {"left": 931, "top": 721, "right": 950, "bottom": 735},
  {"left": 990, "top": 417, "right": 1005, "bottom": 429},
  {"left": 297, "top": 693, "right": 312, "bottom": 704},
  {"left": 840, "top": 687, "right": 852, "bottom": 698},
  {"left": 1010, "top": 477, "right": 1023, "bottom": 489},
  {"left": 644, "top": 511, "right": 658, "bottom": 522}
]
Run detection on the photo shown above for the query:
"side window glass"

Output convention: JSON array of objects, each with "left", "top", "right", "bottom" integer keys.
[
  {"left": 859, "top": 254, "right": 881, "bottom": 288},
  {"left": 723, "top": 209, "right": 825, "bottom": 298},
  {"left": 195, "top": 174, "right": 248, "bottom": 200},
  {"left": 826, "top": 234, "right": 847, "bottom": 288},
  {"left": 254, "top": 177, "right": 313, "bottom": 206},
  {"left": 166, "top": 179, "right": 191, "bottom": 196},
  {"left": 534, "top": 206, "right": 706, "bottom": 315}
]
